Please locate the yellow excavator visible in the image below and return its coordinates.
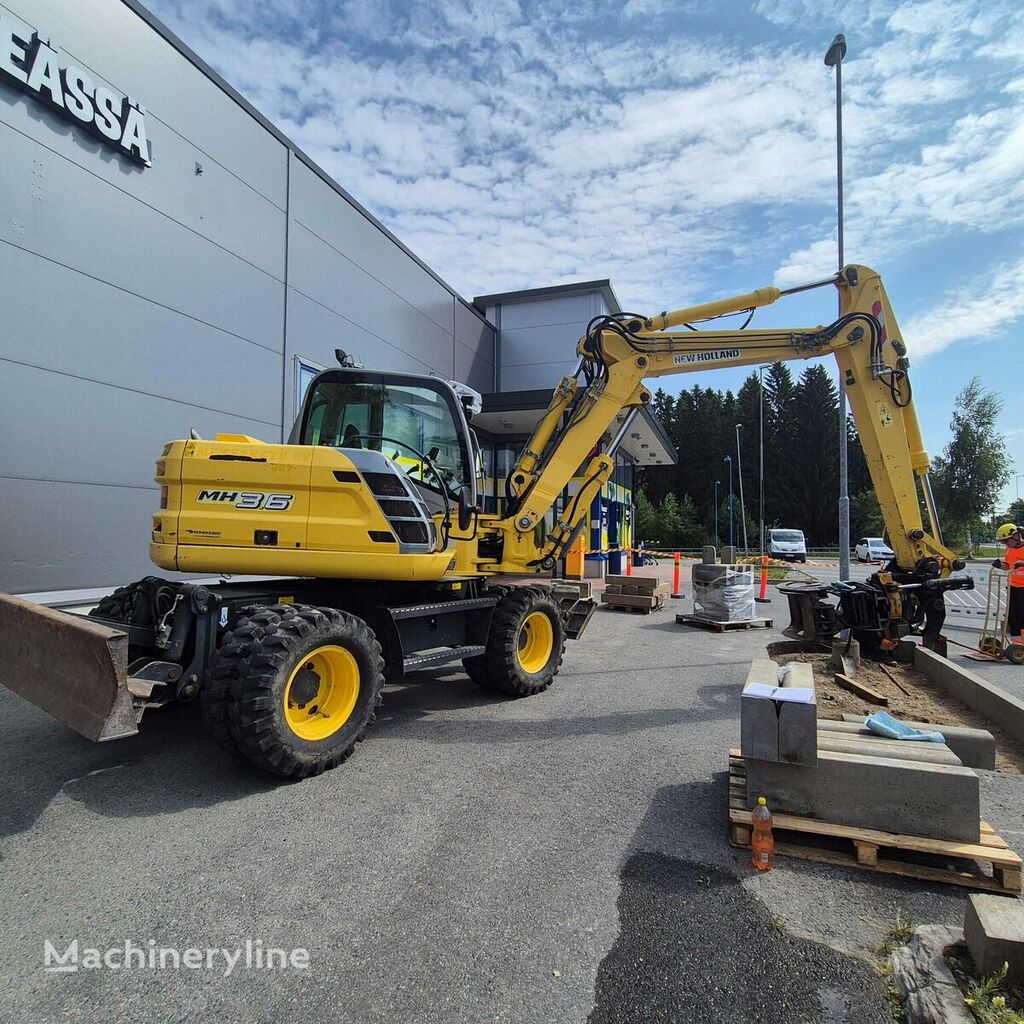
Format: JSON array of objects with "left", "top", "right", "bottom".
[{"left": 0, "top": 264, "right": 972, "bottom": 776}]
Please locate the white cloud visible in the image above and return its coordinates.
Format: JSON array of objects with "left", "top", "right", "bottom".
[
  {"left": 903, "top": 256, "right": 1024, "bottom": 358},
  {"left": 147, "top": 0, "right": 1024, "bottom": 321}
]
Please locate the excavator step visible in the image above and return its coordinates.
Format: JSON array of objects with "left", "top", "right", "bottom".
[{"left": 403, "top": 645, "right": 486, "bottom": 673}]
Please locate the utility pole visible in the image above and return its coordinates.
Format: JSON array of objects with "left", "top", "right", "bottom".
[
  {"left": 736, "top": 423, "right": 748, "bottom": 555},
  {"left": 758, "top": 364, "right": 770, "bottom": 555},
  {"left": 725, "top": 455, "right": 734, "bottom": 547},
  {"left": 825, "top": 33, "right": 850, "bottom": 581},
  {"left": 714, "top": 480, "right": 721, "bottom": 547}
]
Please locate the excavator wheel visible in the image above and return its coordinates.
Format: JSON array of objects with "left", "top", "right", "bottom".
[
  {"left": 474, "top": 586, "right": 565, "bottom": 698},
  {"left": 463, "top": 584, "right": 513, "bottom": 689},
  {"left": 226, "top": 605, "right": 384, "bottom": 778},
  {"left": 202, "top": 603, "right": 298, "bottom": 759}
]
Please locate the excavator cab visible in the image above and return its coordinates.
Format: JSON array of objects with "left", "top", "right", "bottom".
[{"left": 289, "top": 367, "right": 480, "bottom": 520}]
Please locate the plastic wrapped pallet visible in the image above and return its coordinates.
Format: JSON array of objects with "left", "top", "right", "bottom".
[{"left": 692, "top": 564, "right": 755, "bottom": 622}]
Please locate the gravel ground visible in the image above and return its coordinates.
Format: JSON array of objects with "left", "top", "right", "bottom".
[{"left": 1, "top": 580, "right": 1020, "bottom": 1023}]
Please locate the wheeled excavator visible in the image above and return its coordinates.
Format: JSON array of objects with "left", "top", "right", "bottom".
[{"left": 0, "top": 264, "right": 973, "bottom": 777}]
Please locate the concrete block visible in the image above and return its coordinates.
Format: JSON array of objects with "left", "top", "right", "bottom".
[
  {"left": 964, "top": 894, "right": 1024, "bottom": 985},
  {"left": 816, "top": 733, "right": 962, "bottom": 766},
  {"left": 741, "top": 660, "right": 817, "bottom": 767},
  {"left": 745, "top": 749, "right": 981, "bottom": 842},
  {"left": 605, "top": 574, "right": 658, "bottom": 588},
  {"left": 702, "top": 545, "right": 717, "bottom": 565},
  {"left": 741, "top": 690, "right": 781, "bottom": 762},
  {"left": 896, "top": 637, "right": 917, "bottom": 664},
  {"left": 836, "top": 715, "right": 995, "bottom": 771},
  {"left": 779, "top": 662, "right": 814, "bottom": 689},
  {"left": 721, "top": 545, "right": 737, "bottom": 564},
  {"left": 778, "top": 702, "right": 818, "bottom": 767},
  {"left": 832, "top": 638, "right": 861, "bottom": 673}
]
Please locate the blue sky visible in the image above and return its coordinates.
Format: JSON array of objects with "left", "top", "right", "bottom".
[{"left": 149, "top": 0, "right": 1024, "bottom": 508}]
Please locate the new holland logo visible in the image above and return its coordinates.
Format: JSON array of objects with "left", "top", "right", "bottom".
[
  {"left": 672, "top": 348, "right": 742, "bottom": 365},
  {"left": 197, "top": 491, "right": 294, "bottom": 511},
  {"left": 0, "top": 12, "right": 151, "bottom": 166}
]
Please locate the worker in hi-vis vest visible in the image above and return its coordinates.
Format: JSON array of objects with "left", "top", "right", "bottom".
[{"left": 994, "top": 523, "right": 1024, "bottom": 638}]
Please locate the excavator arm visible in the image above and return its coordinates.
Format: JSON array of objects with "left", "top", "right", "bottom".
[{"left": 488, "top": 264, "right": 970, "bottom": 651}]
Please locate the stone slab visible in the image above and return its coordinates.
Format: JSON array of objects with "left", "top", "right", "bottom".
[
  {"left": 837, "top": 714, "right": 996, "bottom": 771},
  {"left": 891, "top": 925, "right": 973, "bottom": 1024},
  {"left": 745, "top": 748, "right": 981, "bottom": 842},
  {"left": 817, "top": 732, "right": 962, "bottom": 766},
  {"left": 964, "top": 893, "right": 1024, "bottom": 985}
]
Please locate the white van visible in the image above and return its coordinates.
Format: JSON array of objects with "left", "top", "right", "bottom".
[{"left": 768, "top": 528, "right": 807, "bottom": 562}]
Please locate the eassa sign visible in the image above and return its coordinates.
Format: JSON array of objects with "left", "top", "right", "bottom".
[{"left": 0, "top": 12, "right": 151, "bottom": 166}]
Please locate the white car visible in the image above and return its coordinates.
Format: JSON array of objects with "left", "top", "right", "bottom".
[{"left": 856, "top": 537, "right": 894, "bottom": 563}]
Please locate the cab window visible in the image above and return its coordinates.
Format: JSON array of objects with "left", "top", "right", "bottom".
[{"left": 301, "top": 376, "right": 471, "bottom": 497}]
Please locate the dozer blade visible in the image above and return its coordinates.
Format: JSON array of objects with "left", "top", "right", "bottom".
[{"left": 0, "top": 592, "right": 138, "bottom": 742}]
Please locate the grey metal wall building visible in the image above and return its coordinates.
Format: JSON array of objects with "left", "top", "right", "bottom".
[{"left": 0, "top": 0, "right": 496, "bottom": 595}]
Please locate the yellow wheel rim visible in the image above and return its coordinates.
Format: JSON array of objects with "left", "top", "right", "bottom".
[
  {"left": 283, "top": 645, "right": 360, "bottom": 741},
  {"left": 517, "top": 611, "right": 554, "bottom": 674}
]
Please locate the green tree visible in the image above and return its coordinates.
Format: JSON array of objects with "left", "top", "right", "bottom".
[
  {"left": 850, "top": 490, "right": 884, "bottom": 539},
  {"left": 635, "top": 490, "right": 661, "bottom": 545},
  {"left": 931, "top": 378, "right": 1011, "bottom": 541}
]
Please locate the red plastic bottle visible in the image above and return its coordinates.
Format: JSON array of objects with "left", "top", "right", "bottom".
[{"left": 751, "top": 796, "right": 774, "bottom": 872}]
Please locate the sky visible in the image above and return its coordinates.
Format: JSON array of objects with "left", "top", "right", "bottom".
[{"left": 147, "top": 0, "right": 1024, "bottom": 509}]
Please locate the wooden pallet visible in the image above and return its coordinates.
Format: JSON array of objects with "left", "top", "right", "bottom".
[
  {"left": 676, "top": 614, "right": 773, "bottom": 632},
  {"left": 728, "top": 751, "right": 1022, "bottom": 894}
]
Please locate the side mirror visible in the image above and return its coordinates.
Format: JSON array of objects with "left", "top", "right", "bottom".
[{"left": 458, "top": 485, "right": 475, "bottom": 532}]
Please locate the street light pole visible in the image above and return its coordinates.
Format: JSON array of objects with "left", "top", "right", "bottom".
[
  {"left": 825, "top": 32, "right": 850, "bottom": 582},
  {"left": 714, "top": 480, "right": 720, "bottom": 547},
  {"left": 725, "top": 455, "right": 734, "bottom": 548},
  {"left": 758, "top": 364, "right": 770, "bottom": 555},
  {"left": 736, "top": 423, "right": 748, "bottom": 555}
]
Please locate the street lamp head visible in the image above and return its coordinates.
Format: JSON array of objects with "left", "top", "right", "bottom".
[{"left": 824, "top": 33, "right": 847, "bottom": 67}]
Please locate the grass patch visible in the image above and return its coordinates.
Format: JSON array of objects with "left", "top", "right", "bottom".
[
  {"left": 948, "top": 957, "right": 1024, "bottom": 1024},
  {"left": 879, "top": 909, "right": 915, "bottom": 957}
]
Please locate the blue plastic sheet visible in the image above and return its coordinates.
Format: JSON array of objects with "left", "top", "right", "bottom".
[{"left": 864, "top": 710, "right": 945, "bottom": 744}]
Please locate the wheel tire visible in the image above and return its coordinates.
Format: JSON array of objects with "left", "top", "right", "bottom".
[
  {"left": 226, "top": 605, "right": 384, "bottom": 778},
  {"left": 463, "top": 584, "right": 513, "bottom": 690},
  {"left": 202, "top": 603, "right": 297, "bottom": 760},
  {"left": 1005, "top": 643, "right": 1024, "bottom": 666},
  {"left": 479, "top": 586, "right": 565, "bottom": 697}
]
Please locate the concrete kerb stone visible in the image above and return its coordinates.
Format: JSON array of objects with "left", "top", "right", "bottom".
[
  {"left": 835, "top": 715, "right": 996, "bottom": 771},
  {"left": 914, "top": 647, "right": 978, "bottom": 708},
  {"left": 744, "top": 748, "right": 981, "bottom": 842},
  {"left": 914, "top": 647, "right": 1024, "bottom": 746},
  {"left": 815, "top": 733, "right": 962, "bottom": 766}
]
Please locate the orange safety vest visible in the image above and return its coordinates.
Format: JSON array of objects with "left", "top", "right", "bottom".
[{"left": 1006, "top": 543, "right": 1024, "bottom": 588}]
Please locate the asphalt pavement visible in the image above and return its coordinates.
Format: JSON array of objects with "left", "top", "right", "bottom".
[{"left": 1, "top": 577, "right": 1021, "bottom": 1023}]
